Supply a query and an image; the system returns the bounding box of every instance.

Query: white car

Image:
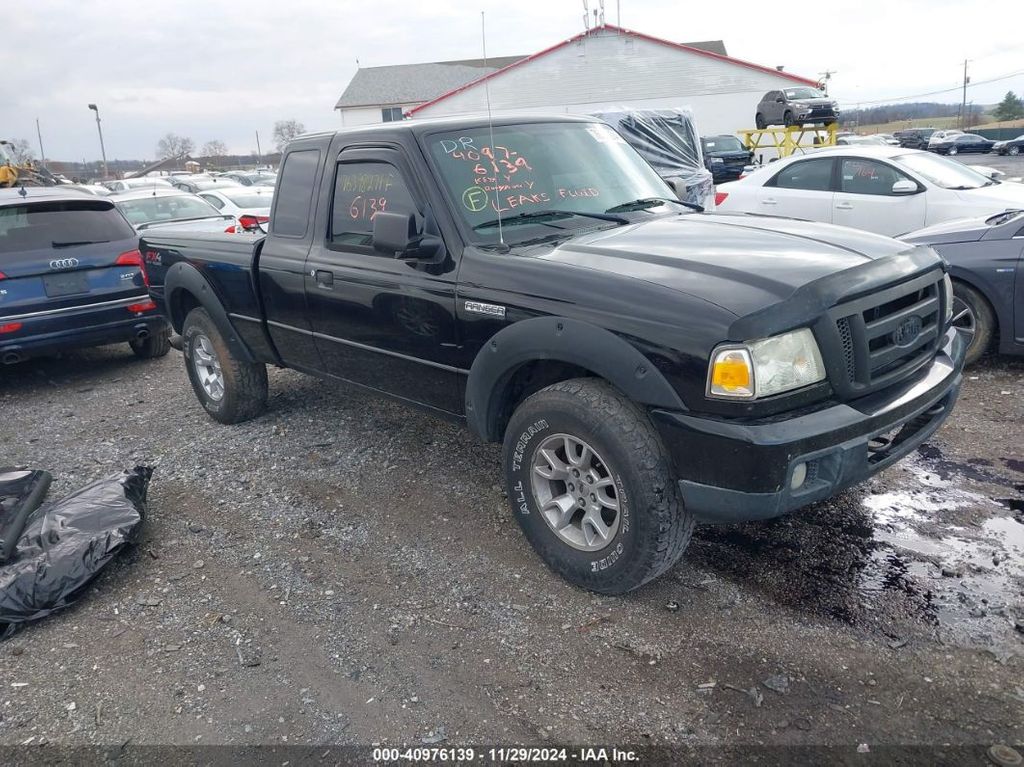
[927,129,962,148]
[715,146,1024,236]
[197,186,273,228]
[102,176,174,193]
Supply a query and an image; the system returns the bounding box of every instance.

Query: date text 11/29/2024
[372,746,639,762]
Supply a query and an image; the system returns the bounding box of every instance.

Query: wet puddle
[692,446,1024,655]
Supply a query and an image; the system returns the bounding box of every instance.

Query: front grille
[827,271,945,396]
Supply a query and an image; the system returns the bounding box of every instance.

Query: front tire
[502,378,694,594]
[948,146,959,156]
[1010,145,1020,156]
[952,281,995,365]
[129,328,171,359]
[755,113,766,129]
[783,111,795,127]
[182,307,268,424]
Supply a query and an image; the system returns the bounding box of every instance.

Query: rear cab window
[271,149,321,237]
[0,200,135,256]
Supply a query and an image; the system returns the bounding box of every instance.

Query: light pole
[87,103,109,179]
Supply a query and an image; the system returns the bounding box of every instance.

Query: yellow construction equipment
[0,140,58,187]
[739,123,838,160]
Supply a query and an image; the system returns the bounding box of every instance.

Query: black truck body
[140,115,967,593]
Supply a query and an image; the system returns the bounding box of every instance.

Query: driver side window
[329,162,416,253]
[839,159,912,196]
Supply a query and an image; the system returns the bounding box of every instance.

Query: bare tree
[8,138,35,163]
[272,120,306,152]
[156,133,196,160]
[201,140,229,158]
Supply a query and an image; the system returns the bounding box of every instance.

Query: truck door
[258,145,327,371]
[303,147,464,414]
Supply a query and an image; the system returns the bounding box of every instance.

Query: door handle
[314,269,334,288]
[835,202,854,210]
[761,198,777,206]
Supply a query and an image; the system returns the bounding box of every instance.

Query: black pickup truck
[141,115,968,594]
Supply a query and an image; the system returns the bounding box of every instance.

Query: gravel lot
[0,335,1022,751]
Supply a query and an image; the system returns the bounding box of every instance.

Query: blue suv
[0,187,170,365]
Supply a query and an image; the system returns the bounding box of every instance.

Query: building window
[381,107,404,123]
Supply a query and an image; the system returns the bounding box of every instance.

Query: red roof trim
[406,24,818,117]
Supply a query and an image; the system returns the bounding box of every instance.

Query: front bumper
[651,327,968,523]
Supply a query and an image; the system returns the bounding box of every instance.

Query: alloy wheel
[192,333,225,401]
[530,433,620,552]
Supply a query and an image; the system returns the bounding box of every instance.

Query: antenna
[582,0,590,31]
[481,11,505,249]
[598,0,605,25]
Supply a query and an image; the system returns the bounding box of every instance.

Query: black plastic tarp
[0,466,151,639]
[591,107,716,208]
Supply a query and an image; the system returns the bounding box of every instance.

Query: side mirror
[372,211,420,256]
[891,179,919,195]
[776,97,785,103]
[372,211,442,260]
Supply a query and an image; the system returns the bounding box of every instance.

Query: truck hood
[539,212,930,317]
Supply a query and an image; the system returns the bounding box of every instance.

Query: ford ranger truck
[139,116,968,594]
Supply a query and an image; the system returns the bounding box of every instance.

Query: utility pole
[35,118,46,167]
[87,103,109,179]
[960,59,970,130]
[818,70,837,95]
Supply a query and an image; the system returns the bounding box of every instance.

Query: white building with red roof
[404,24,820,136]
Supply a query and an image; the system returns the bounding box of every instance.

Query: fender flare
[465,316,686,441]
[164,261,256,363]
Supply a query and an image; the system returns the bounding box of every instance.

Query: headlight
[708,328,826,400]
[942,273,953,323]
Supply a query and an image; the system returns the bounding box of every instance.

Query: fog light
[791,462,807,490]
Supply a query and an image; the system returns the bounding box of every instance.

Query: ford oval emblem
[49,257,80,270]
[892,315,923,347]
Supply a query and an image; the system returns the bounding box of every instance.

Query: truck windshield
[426,122,675,244]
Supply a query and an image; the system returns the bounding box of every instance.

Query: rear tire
[502,378,694,594]
[1010,145,1020,156]
[755,113,766,129]
[182,307,268,424]
[948,146,959,156]
[129,328,171,359]
[952,281,995,365]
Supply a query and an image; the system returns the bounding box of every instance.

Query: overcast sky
[4,0,1021,162]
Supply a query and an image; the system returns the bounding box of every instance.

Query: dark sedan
[903,209,1024,363]
[701,134,752,183]
[0,187,170,365]
[929,133,995,156]
[993,134,1024,156]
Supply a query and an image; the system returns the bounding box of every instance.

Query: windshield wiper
[52,240,109,248]
[472,209,628,231]
[605,197,704,214]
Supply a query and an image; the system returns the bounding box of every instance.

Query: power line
[842,68,1024,106]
